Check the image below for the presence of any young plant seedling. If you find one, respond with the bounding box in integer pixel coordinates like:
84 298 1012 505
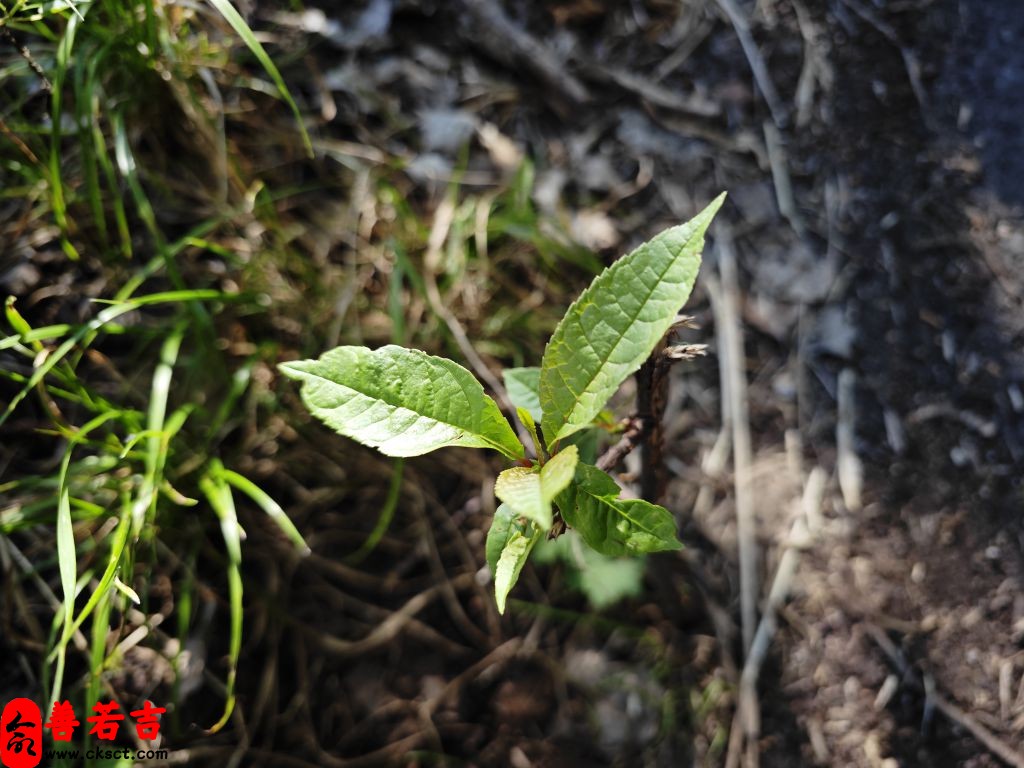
281 193 725 612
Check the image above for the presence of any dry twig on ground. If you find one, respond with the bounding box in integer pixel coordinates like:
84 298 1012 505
712 0 788 127
458 0 589 107
709 224 758 654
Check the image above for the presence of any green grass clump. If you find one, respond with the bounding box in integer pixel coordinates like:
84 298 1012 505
1 0 315 746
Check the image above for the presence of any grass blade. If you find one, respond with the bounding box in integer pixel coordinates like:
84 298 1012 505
199 461 243 733
205 0 313 156
0 290 225 428
220 468 309 554
50 487 76 704
56 488 76 641
137 325 184 535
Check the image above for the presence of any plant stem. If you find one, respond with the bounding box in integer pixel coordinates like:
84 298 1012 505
637 338 670 503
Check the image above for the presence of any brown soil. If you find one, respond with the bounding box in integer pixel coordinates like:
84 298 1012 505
256 0 1024 763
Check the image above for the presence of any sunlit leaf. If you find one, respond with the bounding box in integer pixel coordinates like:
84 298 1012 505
494 445 578 529
539 195 724 447
486 504 542 614
503 366 542 422
281 345 524 459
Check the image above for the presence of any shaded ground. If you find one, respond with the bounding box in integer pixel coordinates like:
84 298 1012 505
3 0 1024 766
783 3 1024 763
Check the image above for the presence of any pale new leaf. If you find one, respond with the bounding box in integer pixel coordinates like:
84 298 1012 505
494 445 579 530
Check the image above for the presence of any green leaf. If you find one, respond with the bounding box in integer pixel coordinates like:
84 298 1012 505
570 550 645 610
495 468 547 528
487 504 542 614
534 531 646 610
516 406 544 460
539 194 725 447
565 426 600 465
556 464 682 556
503 366 542 422
494 445 579 530
280 345 524 459
494 527 541 614
486 503 518 576
540 445 579 501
